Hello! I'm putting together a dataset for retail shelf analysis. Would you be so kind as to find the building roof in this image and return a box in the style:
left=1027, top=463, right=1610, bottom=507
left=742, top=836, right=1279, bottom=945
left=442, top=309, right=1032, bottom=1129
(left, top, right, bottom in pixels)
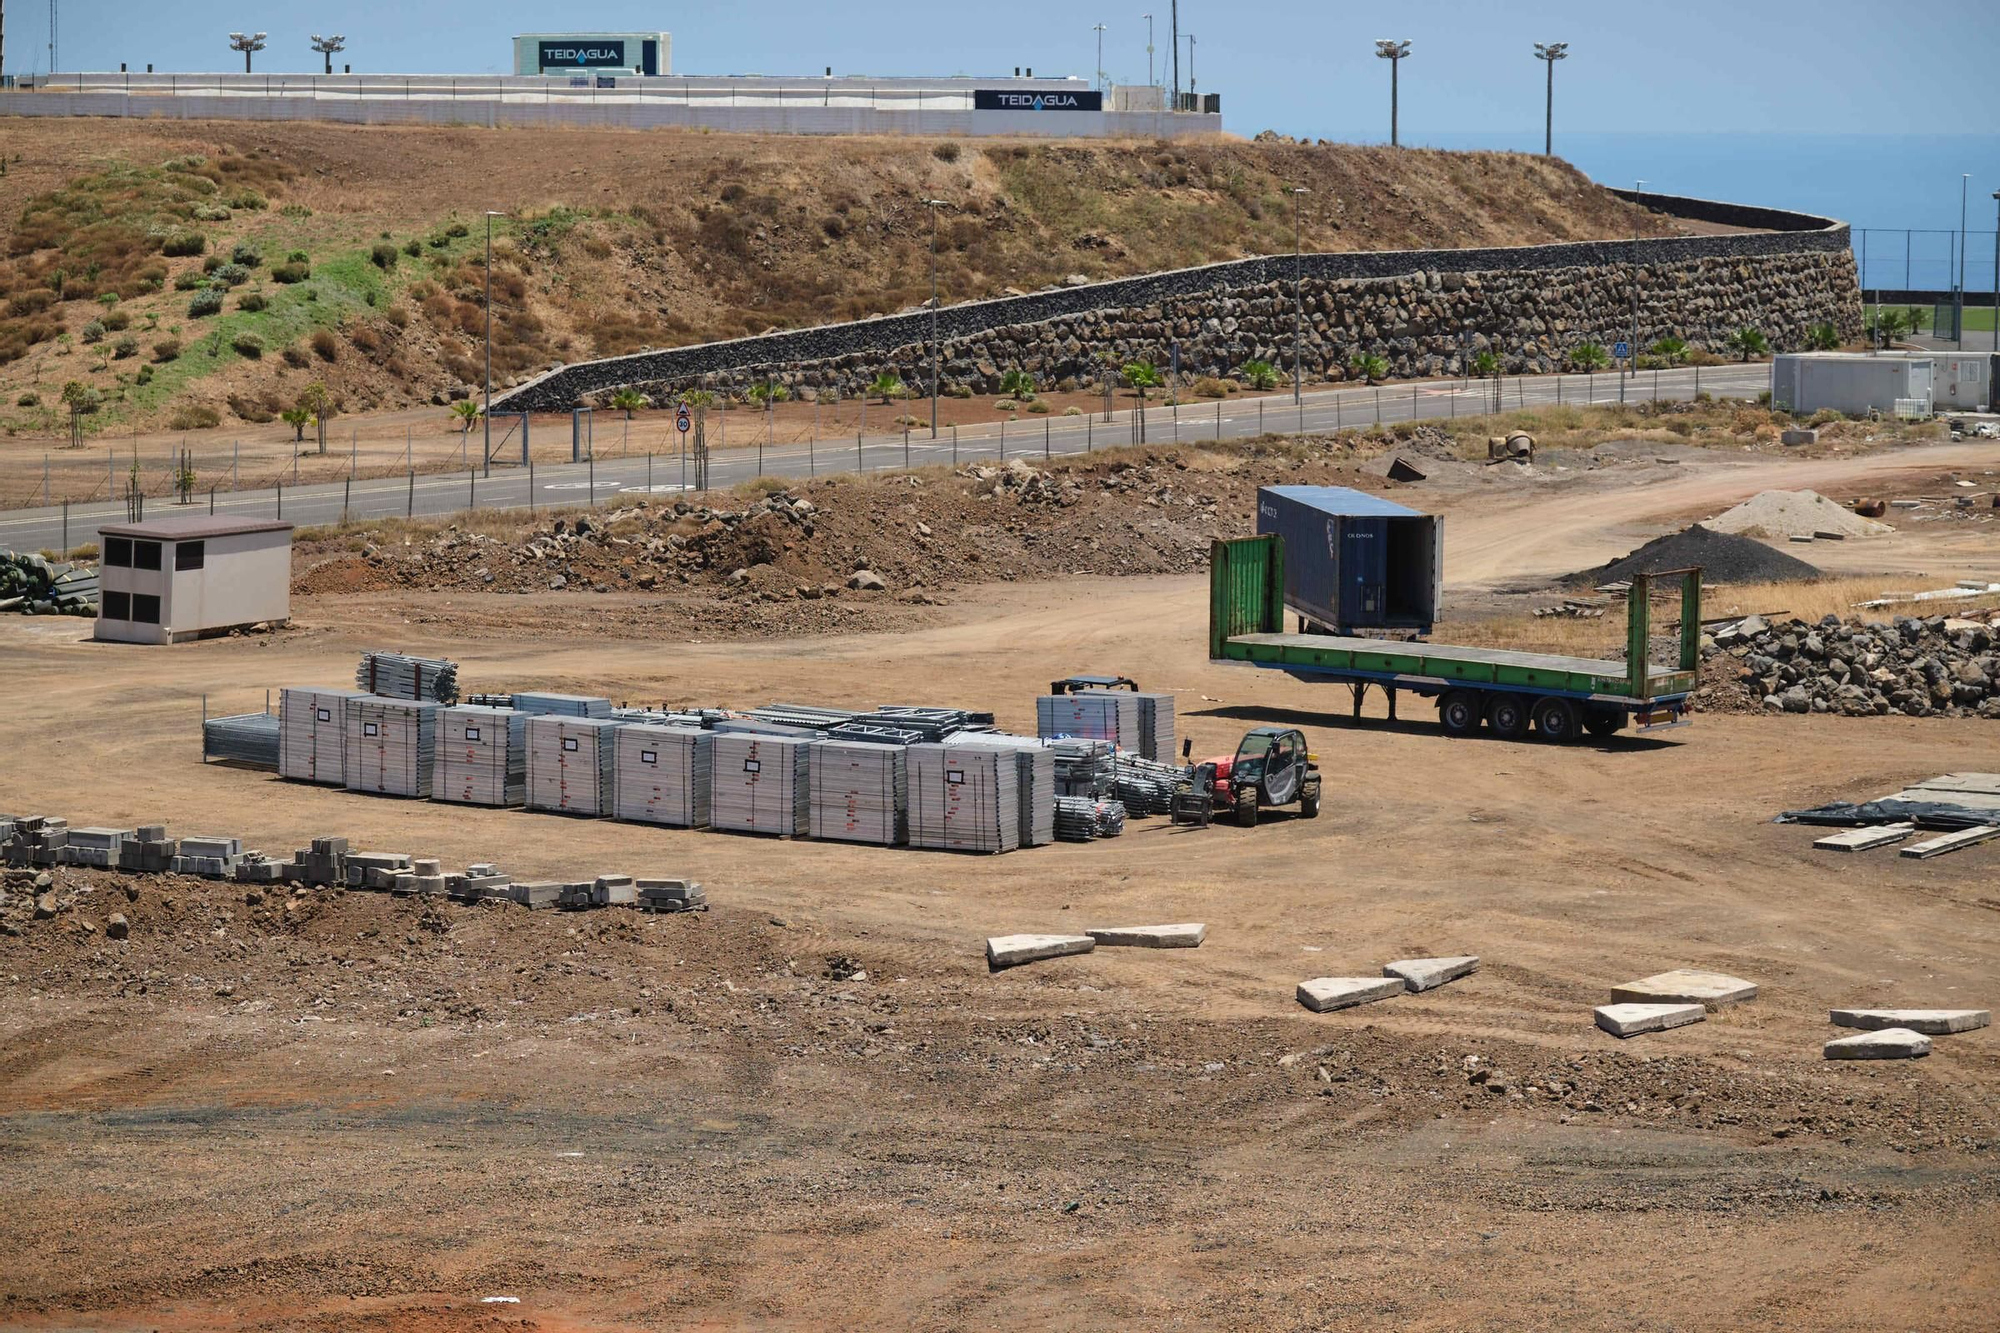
left=1260, top=485, right=1426, bottom=519
left=97, top=515, right=294, bottom=541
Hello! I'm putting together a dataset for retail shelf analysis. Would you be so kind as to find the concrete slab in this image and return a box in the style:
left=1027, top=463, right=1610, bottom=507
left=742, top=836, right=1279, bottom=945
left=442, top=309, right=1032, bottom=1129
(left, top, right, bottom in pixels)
left=1383, top=955, right=1479, bottom=992
left=1824, top=1027, right=1931, bottom=1060
left=1829, top=1008, right=1990, bottom=1035
left=1813, top=823, right=1917, bottom=852
left=1085, top=923, right=1207, bottom=949
left=986, top=933, right=1096, bottom=970
left=1611, top=969, right=1758, bottom=1008
left=1900, top=825, right=2000, bottom=859
left=1595, top=1002, right=1706, bottom=1038
left=1296, top=976, right=1405, bottom=1014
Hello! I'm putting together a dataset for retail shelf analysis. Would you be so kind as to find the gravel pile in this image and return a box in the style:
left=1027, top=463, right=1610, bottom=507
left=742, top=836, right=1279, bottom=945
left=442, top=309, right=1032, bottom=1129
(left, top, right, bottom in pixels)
left=1706, top=489, right=1893, bottom=540
left=1705, top=611, right=2000, bottom=719
left=1566, top=524, right=1821, bottom=588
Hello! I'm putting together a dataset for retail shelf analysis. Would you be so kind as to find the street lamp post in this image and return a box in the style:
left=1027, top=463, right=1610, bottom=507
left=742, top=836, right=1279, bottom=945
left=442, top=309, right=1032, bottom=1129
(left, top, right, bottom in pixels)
left=228, top=32, right=267, bottom=74
left=1990, top=189, right=1999, bottom=356
left=1374, top=40, right=1411, bottom=147
left=310, top=34, right=346, bottom=76
left=482, top=211, right=504, bottom=476
left=1957, top=174, right=1969, bottom=348
left=1289, top=187, right=1309, bottom=405
left=1093, top=23, right=1107, bottom=94
left=1144, top=13, right=1155, bottom=88
left=1625, top=181, right=1645, bottom=403
left=923, top=199, right=946, bottom=438
left=1187, top=34, right=1196, bottom=97
left=1533, top=42, right=1567, bottom=157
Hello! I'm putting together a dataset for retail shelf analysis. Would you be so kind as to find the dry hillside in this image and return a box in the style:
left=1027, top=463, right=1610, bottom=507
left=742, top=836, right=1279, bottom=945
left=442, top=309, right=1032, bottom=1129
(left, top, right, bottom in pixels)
left=0, top=119, right=1685, bottom=437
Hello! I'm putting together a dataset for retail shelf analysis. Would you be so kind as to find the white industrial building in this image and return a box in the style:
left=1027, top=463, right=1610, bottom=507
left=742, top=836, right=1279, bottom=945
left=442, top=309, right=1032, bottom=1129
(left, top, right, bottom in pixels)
left=513, top=32, right=672, bottom=78
left=94, top=515, right=292, bottom=645
left=1770, top=354, right=1936, bottom=419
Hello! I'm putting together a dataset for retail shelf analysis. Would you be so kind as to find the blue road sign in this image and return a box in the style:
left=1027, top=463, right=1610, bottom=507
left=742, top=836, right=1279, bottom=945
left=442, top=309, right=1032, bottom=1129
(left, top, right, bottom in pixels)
left=1613, top=341, right=1631, bottom=359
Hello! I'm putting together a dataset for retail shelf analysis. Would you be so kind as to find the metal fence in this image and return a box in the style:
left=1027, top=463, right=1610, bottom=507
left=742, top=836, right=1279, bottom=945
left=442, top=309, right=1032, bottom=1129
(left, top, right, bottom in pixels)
left=1855, top=227, right=1999, bottom=299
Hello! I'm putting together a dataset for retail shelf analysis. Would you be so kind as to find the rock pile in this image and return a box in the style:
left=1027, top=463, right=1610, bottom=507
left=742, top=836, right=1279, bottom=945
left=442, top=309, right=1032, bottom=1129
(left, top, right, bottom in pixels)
left=1707, top=611, right=2000, bottom=719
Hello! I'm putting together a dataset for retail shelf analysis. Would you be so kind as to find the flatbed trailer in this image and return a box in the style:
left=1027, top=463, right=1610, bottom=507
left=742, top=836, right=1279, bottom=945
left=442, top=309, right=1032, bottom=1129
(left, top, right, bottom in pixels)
left=1209, top=535, right=1700, bottom=740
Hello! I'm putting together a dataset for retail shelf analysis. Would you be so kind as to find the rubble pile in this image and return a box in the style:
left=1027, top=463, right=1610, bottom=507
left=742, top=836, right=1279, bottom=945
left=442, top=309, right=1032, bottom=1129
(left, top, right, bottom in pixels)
left=1706, top=610, right=2000, bottom=719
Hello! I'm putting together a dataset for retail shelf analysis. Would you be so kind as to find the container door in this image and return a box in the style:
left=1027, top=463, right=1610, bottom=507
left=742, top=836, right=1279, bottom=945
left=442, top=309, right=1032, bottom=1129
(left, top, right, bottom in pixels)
left=1340, top=518, right=1386, bottom=627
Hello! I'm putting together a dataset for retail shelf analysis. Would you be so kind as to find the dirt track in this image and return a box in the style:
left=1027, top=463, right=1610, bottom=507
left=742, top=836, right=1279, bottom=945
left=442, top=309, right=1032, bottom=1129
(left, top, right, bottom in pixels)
left=1, top=441, right=1998, bottom=1331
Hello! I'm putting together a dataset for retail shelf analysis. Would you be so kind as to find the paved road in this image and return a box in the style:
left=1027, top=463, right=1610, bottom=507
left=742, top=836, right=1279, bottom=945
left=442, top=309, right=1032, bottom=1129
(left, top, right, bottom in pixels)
left=0, top=364, right=1769, bottom=555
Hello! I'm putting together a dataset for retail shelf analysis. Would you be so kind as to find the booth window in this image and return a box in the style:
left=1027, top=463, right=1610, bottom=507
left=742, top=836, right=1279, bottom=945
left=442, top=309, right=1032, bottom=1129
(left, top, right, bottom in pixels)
left=134, top=541, right=163, bottom=571
left=104, top=537, right=132, bottom=568
left=131, top=593, right=161, bottom=624
left=174, top=541, right=205, bottom=571
left=102, top=590, right=131, bottom=620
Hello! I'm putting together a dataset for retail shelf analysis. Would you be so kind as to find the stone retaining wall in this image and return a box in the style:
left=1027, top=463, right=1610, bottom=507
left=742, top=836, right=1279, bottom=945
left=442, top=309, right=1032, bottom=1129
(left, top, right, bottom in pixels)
left=497, top=190, right=1861, bottom=412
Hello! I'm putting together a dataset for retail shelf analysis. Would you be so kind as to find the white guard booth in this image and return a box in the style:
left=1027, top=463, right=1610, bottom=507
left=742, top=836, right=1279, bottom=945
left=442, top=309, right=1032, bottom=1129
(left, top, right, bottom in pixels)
left=95, top=515, right=293, bottom=644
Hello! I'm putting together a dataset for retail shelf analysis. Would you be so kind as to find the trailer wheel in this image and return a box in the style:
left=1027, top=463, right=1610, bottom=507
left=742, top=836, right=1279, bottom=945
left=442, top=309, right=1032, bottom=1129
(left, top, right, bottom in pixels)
left=1487, top=695, right=1530, bottom=741
left=1438, top=690, right=1482, bottom=737
left=1583, top=708, right=1625, bottom=738
left=1532, top=697, right=1580, bottom=743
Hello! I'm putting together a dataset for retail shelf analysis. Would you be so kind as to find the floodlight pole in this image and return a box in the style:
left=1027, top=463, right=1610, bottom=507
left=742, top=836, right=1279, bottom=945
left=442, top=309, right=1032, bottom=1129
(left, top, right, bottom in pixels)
left=1289, top=187, right=1309, bottom=405
left=311, top=34, right=346, bottom=76
left=1990, top=189, right=1999, bottom=356
left=1534, top=42, right=1567, bottom=157
left=1093, top=23, right=1107, bottom=94
left=1957, top=174, right=1969, bottom=348
left=1375, top=41, right=1411, bottom=147
left=1144, top=13, right=1154, bottom=88
left=924, top=198, right=946, bottom=438
left=228, top=32, right=267, bottom=74
left=483, top=211, right=503, bottom=476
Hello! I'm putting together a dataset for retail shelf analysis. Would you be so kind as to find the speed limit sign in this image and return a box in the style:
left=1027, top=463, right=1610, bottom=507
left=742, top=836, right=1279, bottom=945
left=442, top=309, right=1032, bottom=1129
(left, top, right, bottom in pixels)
left=675, top=405, right=692, bottom=433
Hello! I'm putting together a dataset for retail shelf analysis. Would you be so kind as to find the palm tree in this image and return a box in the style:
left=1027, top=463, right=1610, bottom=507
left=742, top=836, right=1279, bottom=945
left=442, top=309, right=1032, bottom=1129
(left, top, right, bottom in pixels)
left=868, top=371, right=904, bottom=404
left=1470, top=350, right=1500, bottom=379
left=1725, top=327, right=1769, bottom=362
left=1237, top=359, right=1279, bottom=390
left=1349, top=353, right=1389, bottom=384
left=281, top=407, right=312, bottom=443
left=609, top=389, right=649, bottom=420
left=1806, top=324, right=1839, bottom=352
left=998, top=368, right=1037, bottom=401
left=1648, top=336, right=1689, bottom=366
left=1568, top=342, right=1610, bottom=373
left=449, top=399, right=480, bottom=440
left=1121, top=361, right=1160, bottom=400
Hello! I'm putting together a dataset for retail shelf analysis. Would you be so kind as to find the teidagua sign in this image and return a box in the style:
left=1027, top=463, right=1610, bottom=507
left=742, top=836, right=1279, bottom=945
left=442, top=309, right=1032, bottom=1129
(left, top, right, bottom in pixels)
left=974, top=89, right=1104, bottom=112
left=539, top=40, right=627, bottom=68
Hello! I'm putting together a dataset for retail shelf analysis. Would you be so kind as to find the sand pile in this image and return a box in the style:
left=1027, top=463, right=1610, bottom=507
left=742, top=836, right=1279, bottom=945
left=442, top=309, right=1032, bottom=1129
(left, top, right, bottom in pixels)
left=1707, top=490, right=1893, bottom=540
left=1565, top=524, right=1821, bottom=587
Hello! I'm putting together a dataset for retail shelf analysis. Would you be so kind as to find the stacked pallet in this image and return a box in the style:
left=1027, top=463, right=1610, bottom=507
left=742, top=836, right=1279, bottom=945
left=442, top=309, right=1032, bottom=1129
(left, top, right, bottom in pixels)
left=613, top=724, right=714, bottom=828
left=203, top=712, right=280, bottom=768
left=809, top=740, right=909, bottom=845
left=342, top=697, right=441, bottom=798
left=524, top=716, right=618, bottom=816
left=710, top=734, right=812, bottom=836
left=433, top=705, right=527, bottom=808
left=355, top=651, right=459, bottom=704
left=513, top=692, right=613, bottom=719
left=1132, top=692, right=1177, bottom=762
left=909, top=742, right=1019, bottom=853
left=1036, top=691, right=1141, bottom=749
left=279, top=687, right=367, bottom=785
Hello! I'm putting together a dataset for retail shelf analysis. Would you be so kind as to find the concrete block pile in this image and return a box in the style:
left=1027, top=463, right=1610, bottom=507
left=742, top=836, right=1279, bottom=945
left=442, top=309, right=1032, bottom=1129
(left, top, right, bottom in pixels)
left=171, top=836, right=243, bottom=878
left=118, top=825, right=176, bottom=874
left=3, top=815, right=69, bottom=866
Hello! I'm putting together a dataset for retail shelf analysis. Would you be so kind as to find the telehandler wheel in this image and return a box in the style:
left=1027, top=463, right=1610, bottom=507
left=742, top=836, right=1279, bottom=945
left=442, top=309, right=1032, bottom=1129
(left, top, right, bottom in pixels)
left=1300, top=788, right=1321, bottom=819
left=1235, top=794, right=1259, bottom=828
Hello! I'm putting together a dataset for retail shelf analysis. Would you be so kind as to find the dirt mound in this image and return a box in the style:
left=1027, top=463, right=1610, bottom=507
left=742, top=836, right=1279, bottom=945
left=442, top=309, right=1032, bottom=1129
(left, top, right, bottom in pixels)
left=1565, top=524, right=1821, bottom=588
left=1707, top=489, right=1893, bottom=539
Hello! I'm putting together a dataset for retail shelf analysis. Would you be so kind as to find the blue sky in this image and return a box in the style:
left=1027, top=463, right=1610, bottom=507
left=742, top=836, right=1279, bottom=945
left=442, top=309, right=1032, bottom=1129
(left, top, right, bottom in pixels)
left=10, top=0, right=1998, bottom=140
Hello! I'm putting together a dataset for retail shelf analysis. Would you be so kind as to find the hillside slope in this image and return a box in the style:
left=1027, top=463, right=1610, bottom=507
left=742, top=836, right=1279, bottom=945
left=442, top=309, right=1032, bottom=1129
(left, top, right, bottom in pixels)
left=0, top=120, right=1686, bottom=437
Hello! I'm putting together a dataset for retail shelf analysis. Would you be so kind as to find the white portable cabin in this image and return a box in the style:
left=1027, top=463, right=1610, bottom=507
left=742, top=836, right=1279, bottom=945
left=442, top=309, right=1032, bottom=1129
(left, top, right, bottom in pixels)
left=613, top=724, right=714, bottom=827
left=342, top=697, right=441, bottom=798
left=95, top=515, right=293, bottom=644
left=525, top=716, right=617, bottom=816
left=710, top=734, right=812, bottom=836
left=433, top=705, right=527, bottom=807
left=279, top=686, right=366, bottom=785
left=809, top=740, right=909, bottom=845
left=1770, top=353, right=1934, bottom=418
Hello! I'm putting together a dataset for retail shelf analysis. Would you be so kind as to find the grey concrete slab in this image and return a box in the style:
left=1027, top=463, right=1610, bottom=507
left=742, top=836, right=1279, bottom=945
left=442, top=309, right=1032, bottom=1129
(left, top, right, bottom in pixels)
left=1611, top=969, right=1758, bottom=1008
left=1824, top=1027, right=1931, bottom=1060
left=1595, top=1002, right=1706, bottom=1037
left=1296, top=976, right=1404, bottom=1013
left=1813, top=823, right=1916, bottom=852
left=1383, top=955, right=1479, bottom=992
left=986, top=933, right=1096, bottom=970
left=1829, top=1008, right=1989, bottom=1035
left=1084, top=923, right=1207, bottom=948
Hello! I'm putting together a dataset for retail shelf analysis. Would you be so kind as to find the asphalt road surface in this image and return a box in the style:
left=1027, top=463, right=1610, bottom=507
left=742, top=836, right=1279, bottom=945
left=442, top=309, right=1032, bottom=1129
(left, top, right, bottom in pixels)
left=0, top=364, right=1768, bottom=555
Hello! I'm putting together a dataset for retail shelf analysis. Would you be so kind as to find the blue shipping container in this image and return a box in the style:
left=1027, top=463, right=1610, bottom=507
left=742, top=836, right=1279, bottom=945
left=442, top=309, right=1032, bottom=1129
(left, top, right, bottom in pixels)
left=1254, top=486, right=1442, bottom=635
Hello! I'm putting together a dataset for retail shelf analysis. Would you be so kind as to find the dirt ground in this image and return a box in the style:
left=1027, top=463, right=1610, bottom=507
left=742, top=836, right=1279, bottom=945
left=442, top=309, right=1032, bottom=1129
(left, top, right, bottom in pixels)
left=1, top=437, right=1998, bottom=1331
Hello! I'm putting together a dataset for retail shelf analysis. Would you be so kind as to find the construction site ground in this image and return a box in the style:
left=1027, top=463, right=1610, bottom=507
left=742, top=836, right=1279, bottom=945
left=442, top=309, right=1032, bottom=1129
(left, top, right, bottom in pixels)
left=2, top=431, right=1998, bottom=1331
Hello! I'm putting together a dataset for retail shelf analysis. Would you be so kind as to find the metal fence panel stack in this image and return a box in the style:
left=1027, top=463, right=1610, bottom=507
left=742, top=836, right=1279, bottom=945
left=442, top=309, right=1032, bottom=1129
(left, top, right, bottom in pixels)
left=1112, top=753, right=1183, bottom=815
left=1132, top=692, right=1177, bottom=761
left=809, top=740, right=908, bottom=845
left=513, top=692, right=614, bottom=719
left=749, top=703, right=861, bottom=730
left=341, top=697, right=440, bottom=797
left=279, top=687, right=367, bottom=785
left=1056, top=796, right=1128, bottom=840
left=524, top=716, right=618, bottom=816
left=433, top=705, right=527, bottom=807
left=203, top=712, right=280, bottom=768
left=909, top=742, right=1019, bottom=853
left=613, top=724, right=714, bottom=828
left=1050, top=737, right=1115, bottom=797
left=1036, top=691, right=1141, bottom=749
left=710, top=735, right=813, bottom=836
left=355, top=651, right=459, bottom=704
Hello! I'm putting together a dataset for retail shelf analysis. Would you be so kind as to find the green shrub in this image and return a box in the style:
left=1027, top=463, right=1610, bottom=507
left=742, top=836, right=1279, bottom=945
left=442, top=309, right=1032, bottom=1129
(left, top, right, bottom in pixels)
left=211, top=262, right=250, bottom=287
left=281, top=203, right=312, bottom=218
left=237, top=291, right=267, bottom=312
left=188, top=290, right=223, bottom=317
left=173, top=271, right=207, bottom=291
left=230, top=242, right=262, bottom=267
left=428, top=233, right=450, bottom=249
left=192, top=204, right=232, bottom=222
left=225, top=189, right=267, bottom=211
left=286, top=250, right=309, bottom=264
left=202, top=253, right=224, bottom=273
left=370, top=242, right=400, bottom=269
left=230, top=332, right=265, bottom=358
left=15, top=392, right=37, bottom=407
left=135, top=364, right=154, bottom=385
left=160, top=231, right=206, bottom=257
left=112, top=334, right=139, bottom=360
left=402, top=238, right=422, bottom=257
left=271, top=261, right=309, bottom=283
left=444, top=220, right=470, bottom=238
left=1025, top=399, right=1051, bottom=413
left=80, top=320, right=106, bottom=344
left=101, top=309, right=130, bottom=332
left=168, top=404, right=221, bottom=430
left=153, top=338, right=181, bottom=362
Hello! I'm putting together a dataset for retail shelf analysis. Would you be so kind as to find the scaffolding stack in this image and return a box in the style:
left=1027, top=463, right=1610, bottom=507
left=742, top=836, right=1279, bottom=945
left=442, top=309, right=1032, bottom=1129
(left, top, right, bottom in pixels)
left=710, top=734, right=813, bottom=836
left=512, top=692, right=614, bottom=719
left=613, top=723, right=715, bottom=828
left=1055, top=796, right=1128, bottom=840
left=355, top=651, right=459, bottom=704
left=279, top=687, right=367, bottom=785
left=433, top=704, right=527, bottom=807
left=524, top=716, right=618, bottom=816
left=342, top=697, right=441, bottom=798
left=1049, top=737, right=1116, bottom=798
left=808, top=740, right=909, bottom=845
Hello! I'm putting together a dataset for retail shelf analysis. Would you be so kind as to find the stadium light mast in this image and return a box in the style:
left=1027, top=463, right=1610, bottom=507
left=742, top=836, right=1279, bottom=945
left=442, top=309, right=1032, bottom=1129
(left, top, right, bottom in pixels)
left=1533, top=42, right=1567, bottom=157
left=1092, top=23, right=1106, bottom=94
left=228, top=31, right=267, bottom=74
left=1374, top=40, right=1411, bottom=147
left=310, top=34, right=346, bottom=75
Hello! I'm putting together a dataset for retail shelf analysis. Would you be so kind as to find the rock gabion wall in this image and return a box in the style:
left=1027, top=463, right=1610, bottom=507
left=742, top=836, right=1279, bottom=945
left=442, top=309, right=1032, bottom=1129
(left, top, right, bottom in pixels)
left=497, top=190, right=1861, bottom=412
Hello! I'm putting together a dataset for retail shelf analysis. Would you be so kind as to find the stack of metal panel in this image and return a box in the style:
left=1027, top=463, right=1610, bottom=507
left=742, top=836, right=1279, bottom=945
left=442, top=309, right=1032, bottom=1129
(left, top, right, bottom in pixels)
left=355, top=651, right=459, bottom=703
left=1036, top=691, right=1141, bottom=750
left=525, top=716, right=618, bottom=816
left=908, top=742, right=1018, bottom=853
left=809, top=740, right=909, bottom=845
left=279, top=687, right=367, bottom=785
left=464, top=692, right=514, bottom=707
left=856, top=705, right=990, bottom=740
left=613, top=723, right=714, bottom=828
left=708, top=717, right=822, bottom=739
left=944, top=732, right=1055, bottom=847
left=433, top=705, right=527, bottom=807
left=710, top=734, right=812, bottom=836
left=203, top=711, right=280, bottom=768
left=827, top=721, right=928, bottom=746
left=750, top=703, right=861, bottom=730
left=1056, top=796, right=1128, bottom=840
left=1112, top=753, right=1182, bottom=815
left=1050, top=738, right=1115, bottom=797
left=513, top=692, right=613, bottom=719
left=342, top=697, right=441, bottom=798
left=1132, top=692, right=1177, bottom=762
